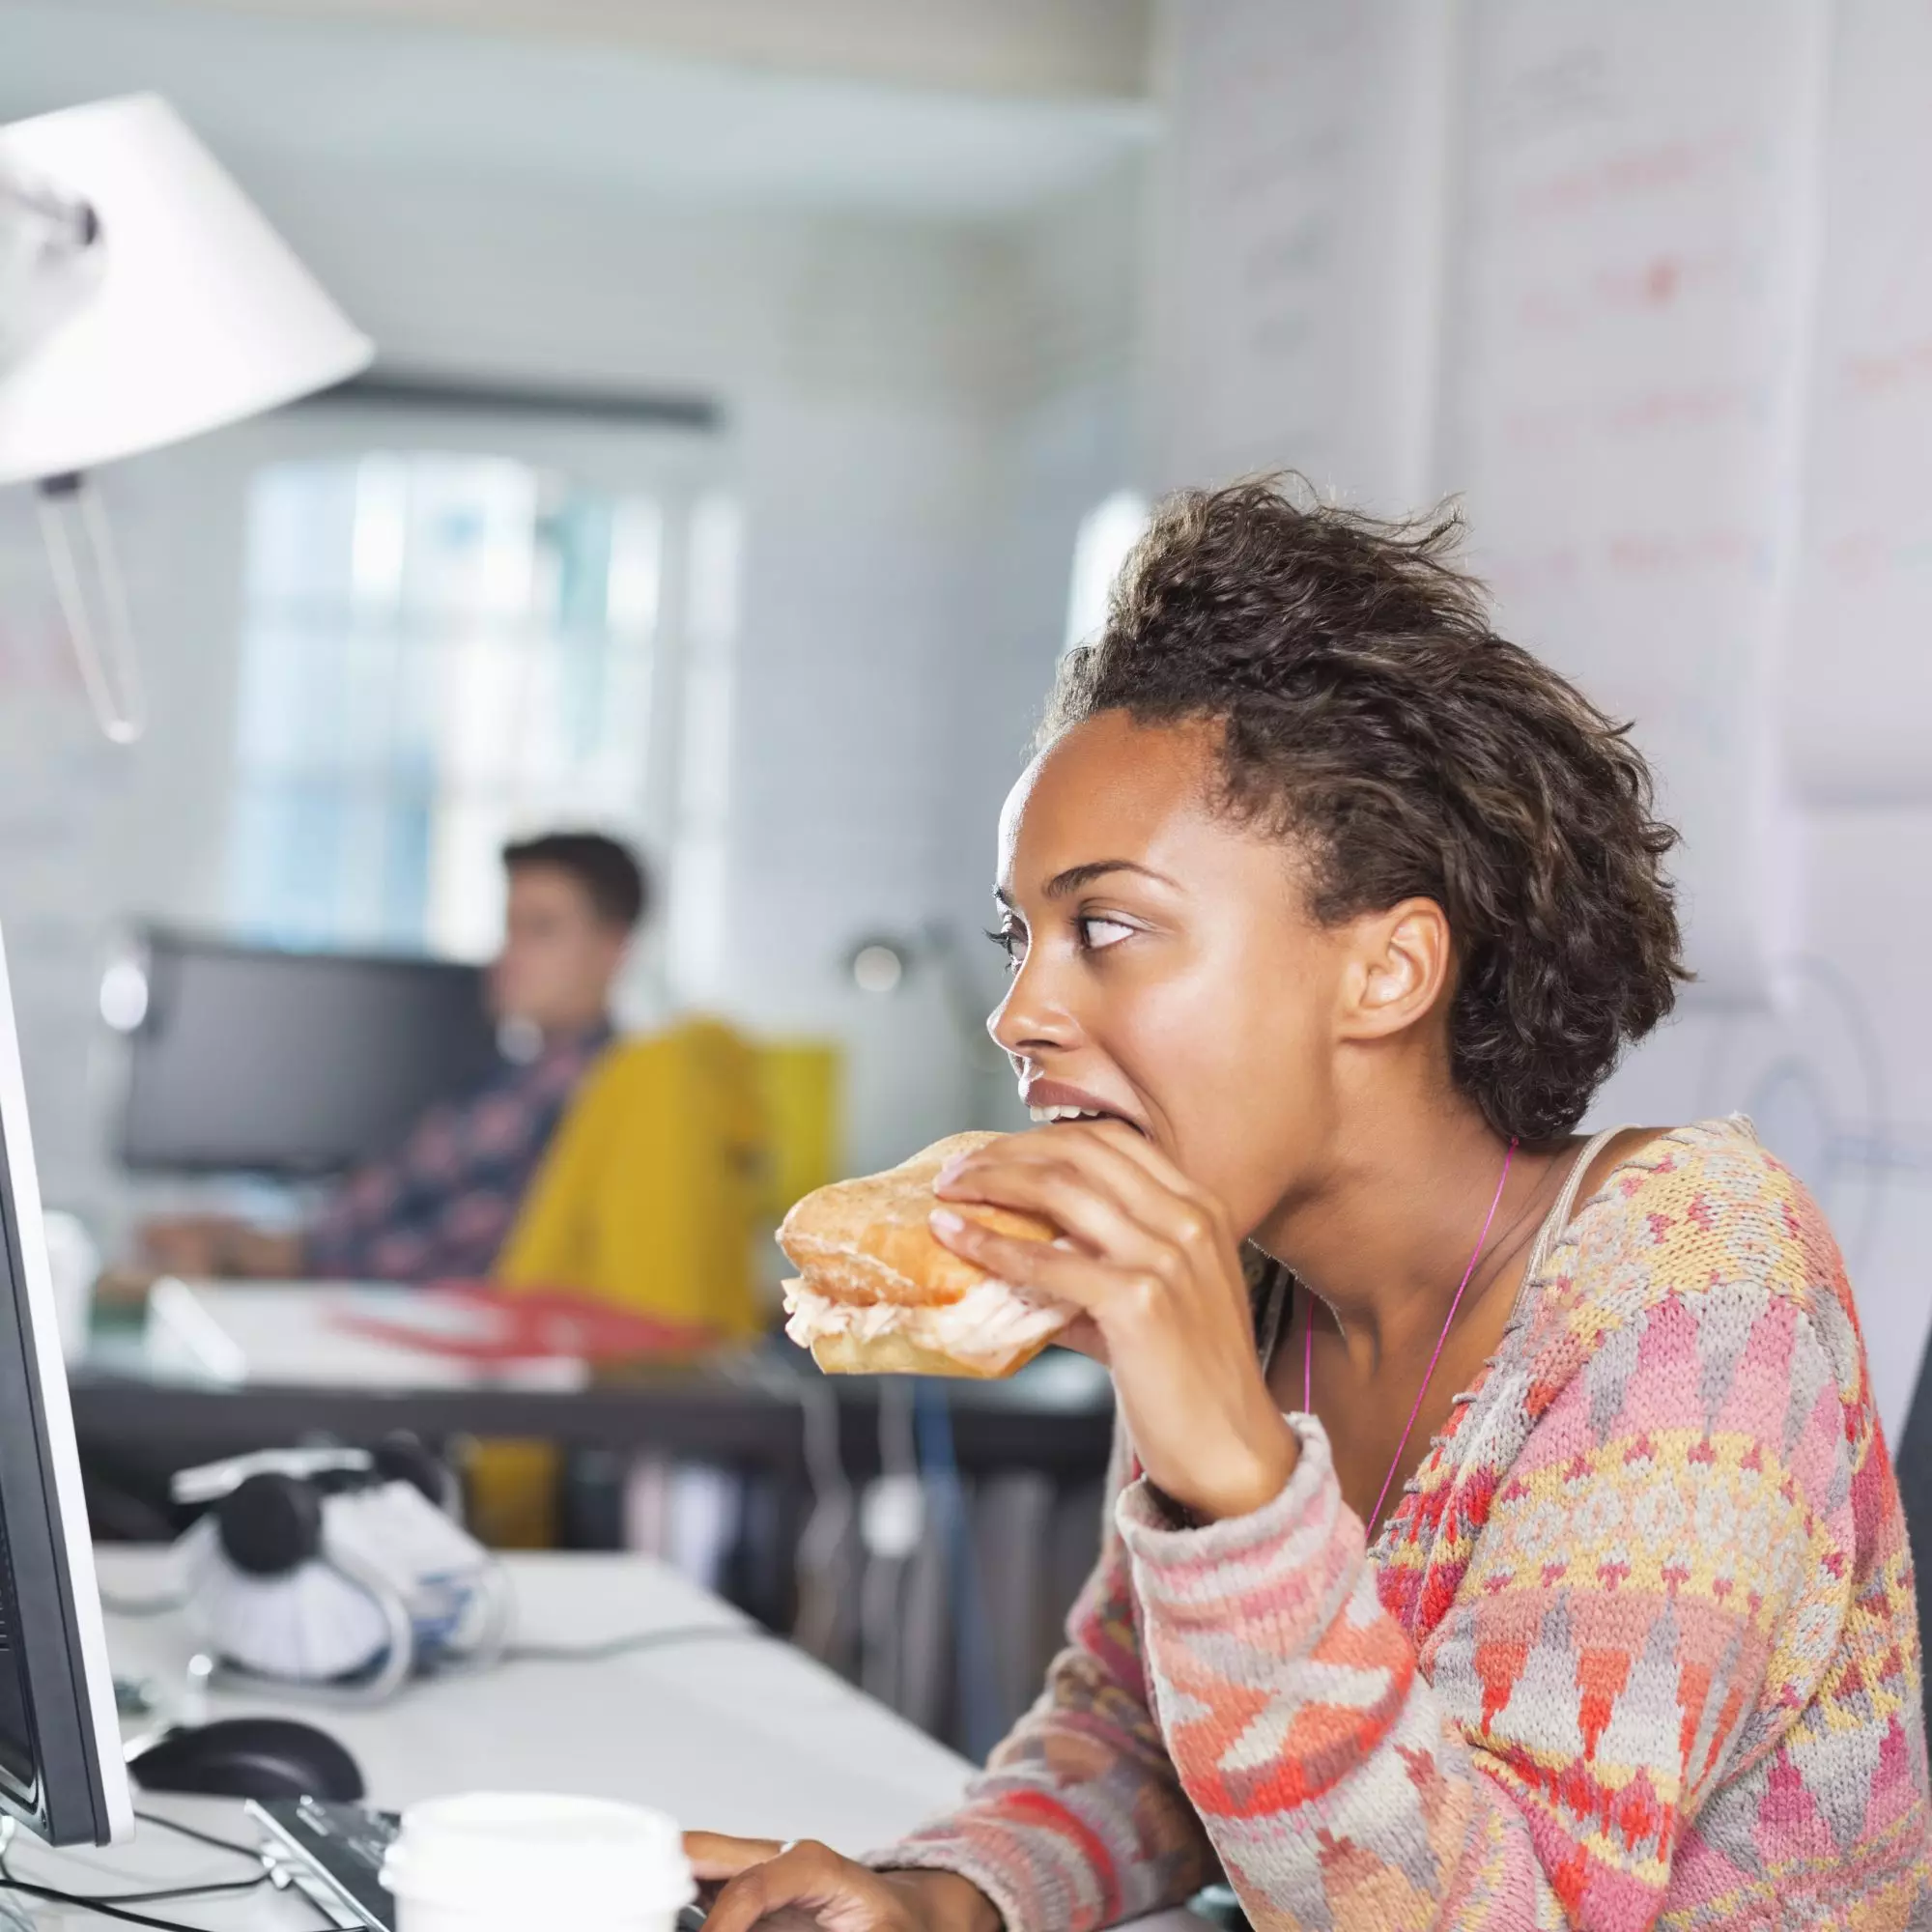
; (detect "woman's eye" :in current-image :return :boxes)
[984,923,1028,973]
[1077,917,1135,952]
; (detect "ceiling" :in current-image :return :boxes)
[178,0,1158,99]
[0,0,1162,222]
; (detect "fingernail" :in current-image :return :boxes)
[929,1208,966,1237]
[934,1157,967,1187]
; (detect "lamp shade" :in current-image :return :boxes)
[0,94,372,487]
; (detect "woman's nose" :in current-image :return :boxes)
[988,953,1076,1061]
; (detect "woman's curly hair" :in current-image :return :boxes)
[1043,476,1690,1144]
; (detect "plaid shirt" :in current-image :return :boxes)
[304,1023,613,1285]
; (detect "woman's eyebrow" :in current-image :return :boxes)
[1043,860,1179,898]
[993,862,1179,907]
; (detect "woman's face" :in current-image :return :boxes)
[988,711,1444,1240]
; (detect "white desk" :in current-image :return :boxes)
[15,1551,1202,1930]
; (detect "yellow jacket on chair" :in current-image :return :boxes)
[495,1016,768,1340]
[470,1016,770,1546]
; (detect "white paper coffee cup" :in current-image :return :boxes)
[382,1792,694,1932]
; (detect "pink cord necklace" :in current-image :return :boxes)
[1303,1137,1518,1540]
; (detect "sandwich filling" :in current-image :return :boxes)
[781,1275,1072,1362]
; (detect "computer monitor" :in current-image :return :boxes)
[0,926,132,1845]
[119,929,502,1177]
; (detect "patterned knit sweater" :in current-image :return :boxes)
[871,1120,1932,1929]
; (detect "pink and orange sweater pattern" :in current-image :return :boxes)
[871,1122,1931,1928]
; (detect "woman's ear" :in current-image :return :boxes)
[1337,897,1453,1040]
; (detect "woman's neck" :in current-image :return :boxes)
[1252,1103,1574,1377]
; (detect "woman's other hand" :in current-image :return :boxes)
[138,1216,303,1280]
[930,1122,1297,1521]
[138,1214,232,1277]
[685,1835,1000,1932]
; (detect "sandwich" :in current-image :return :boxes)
[778,1132,1072,1378]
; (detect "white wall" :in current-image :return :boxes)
[1153,0,1455,507]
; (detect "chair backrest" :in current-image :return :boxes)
[754,1038,842,1223]
[493,1016,770,1341]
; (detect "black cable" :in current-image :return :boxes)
[0,1886,209,1930]
[4,1869,267,1907]
[0,1862,274,1929]
[0,1817,338,1931]
[133,1806,262,1860]
[501,1622,775,1664]
[111,1876,268,1905]
[4,1872,331,1931]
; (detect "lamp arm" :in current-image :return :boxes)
[36,472,147,745]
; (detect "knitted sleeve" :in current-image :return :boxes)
[1117,1274,1871,1929]
[865,1432,1216,1931]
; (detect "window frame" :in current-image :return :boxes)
[218,396,734,1009]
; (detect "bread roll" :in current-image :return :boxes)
[778,1132,1072,1378]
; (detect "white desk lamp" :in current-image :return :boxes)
[0,94,373,742]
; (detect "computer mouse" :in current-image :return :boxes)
[129,1716,366,1804]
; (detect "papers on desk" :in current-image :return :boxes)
[144,1279,588,1390]
[144,1280,723,1392]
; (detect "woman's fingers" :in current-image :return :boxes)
[936,1122,1231,1266]
[946,1158,1163,1269]
[930,1122,1239,1332]
[683,1832,783,1881]
[1041,1116,1199,1197]
[942,1121,1221,1236]
[930,1209,1152,1324]
[700,1839,907,1932]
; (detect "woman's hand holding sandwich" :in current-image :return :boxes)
[929,1122,1297,1523]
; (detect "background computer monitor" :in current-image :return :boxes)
[120,929,502,1177]
[0,927,133,1845]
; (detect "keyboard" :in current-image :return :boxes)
[249,1796,711,1930]
[250,1798,401,1929]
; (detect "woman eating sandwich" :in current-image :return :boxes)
[693,479,1931,1929]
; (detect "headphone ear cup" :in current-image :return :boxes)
[213,1471,323,1577]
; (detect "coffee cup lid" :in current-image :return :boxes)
[383,1792,695,1915]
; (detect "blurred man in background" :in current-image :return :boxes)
[142,831,647,1284]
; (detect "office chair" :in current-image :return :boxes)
[1893,1330,1932,1742]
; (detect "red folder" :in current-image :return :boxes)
[329,1284,721,1365]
